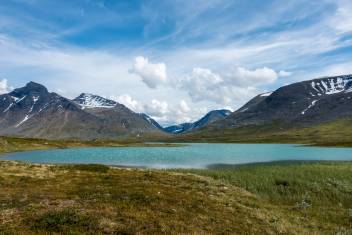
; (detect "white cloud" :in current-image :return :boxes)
[112,95,204,125]
[278,70,292,77]
[177,66,278,105]
[177,68,227,104]
[329,1,352,34]
[311,62,352,78]
[228,66,279,86]
[143,99,169,116]
[130,56,167,89]
[0,34,144,99]
[114,94,143,112]
[179,100,190,113]
[0,79,11,94]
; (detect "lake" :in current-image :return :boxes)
[2,143,352,169]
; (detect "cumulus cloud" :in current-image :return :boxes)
[0,79,11,94]
[228,67,279,86]
[112,95,204,125]
[177,66,281,105]
[143,99,169,116]
[177,68,228,104]
[114,94,143,112]
[130,56,167,89]
[278,70,292,77]
[148,99,196,125]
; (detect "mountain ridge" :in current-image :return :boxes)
[0,82,165,140]
[179,74,352,143]
[1,74,352,141]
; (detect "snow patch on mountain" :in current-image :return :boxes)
[16,96,26,103]
[33,95,39,102]
[3,103,13,113]
[74,93,117,109]
[301,100,318,115]
[16,95,40,127]
[310,76,352,96]
[260,92,272,97]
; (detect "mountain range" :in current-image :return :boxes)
[164,109,231,134]
[0,82,164,140]
[0,74,351,141]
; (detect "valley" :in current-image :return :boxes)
[1,75,352,234]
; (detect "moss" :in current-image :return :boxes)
[28,209,100,234]
[0,161,351,233]
[63,164,110,173]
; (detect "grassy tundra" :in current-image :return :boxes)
[0,160,351,234]
[171,118,352,147]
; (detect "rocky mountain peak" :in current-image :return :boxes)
[24,81,48,93]
[10,81,49,98]
[73,93,117,109]
[164,109,231,134]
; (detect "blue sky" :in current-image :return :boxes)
[0,0,351,125]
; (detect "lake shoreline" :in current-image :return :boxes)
[1,135,352,157]
[2,143,352,169]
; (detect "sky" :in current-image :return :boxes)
[0,0,351,126]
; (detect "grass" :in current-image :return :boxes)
[176,161,352,233]
[1,117,352,148]
[0,136,182,154]
[28,209,100,234]
[0,160,351,234]
[168,118,352,147]
[0,161,293,234]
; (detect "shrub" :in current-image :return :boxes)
[28,209,99,234]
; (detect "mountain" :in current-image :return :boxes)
[138,113,164,131]
[164,123,194,134]
[172,75,352,146]
[180,75,352,144]
[164,109,231,134]
[0,82,164,140]
[210,74,352,128]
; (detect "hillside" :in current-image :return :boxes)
[211,75,352,128]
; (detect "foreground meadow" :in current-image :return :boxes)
[0,160,351,234]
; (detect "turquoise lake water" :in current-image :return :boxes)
[2,143,352,169]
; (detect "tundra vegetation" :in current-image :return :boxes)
[0,159,351,233]
[0,136,351,234]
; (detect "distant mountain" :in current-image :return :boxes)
[0,82,164,140]
[203,74,352,130]
[164,123,193,134]
[164,109,231,134]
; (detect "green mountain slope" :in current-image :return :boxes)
[172,118,352,146]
